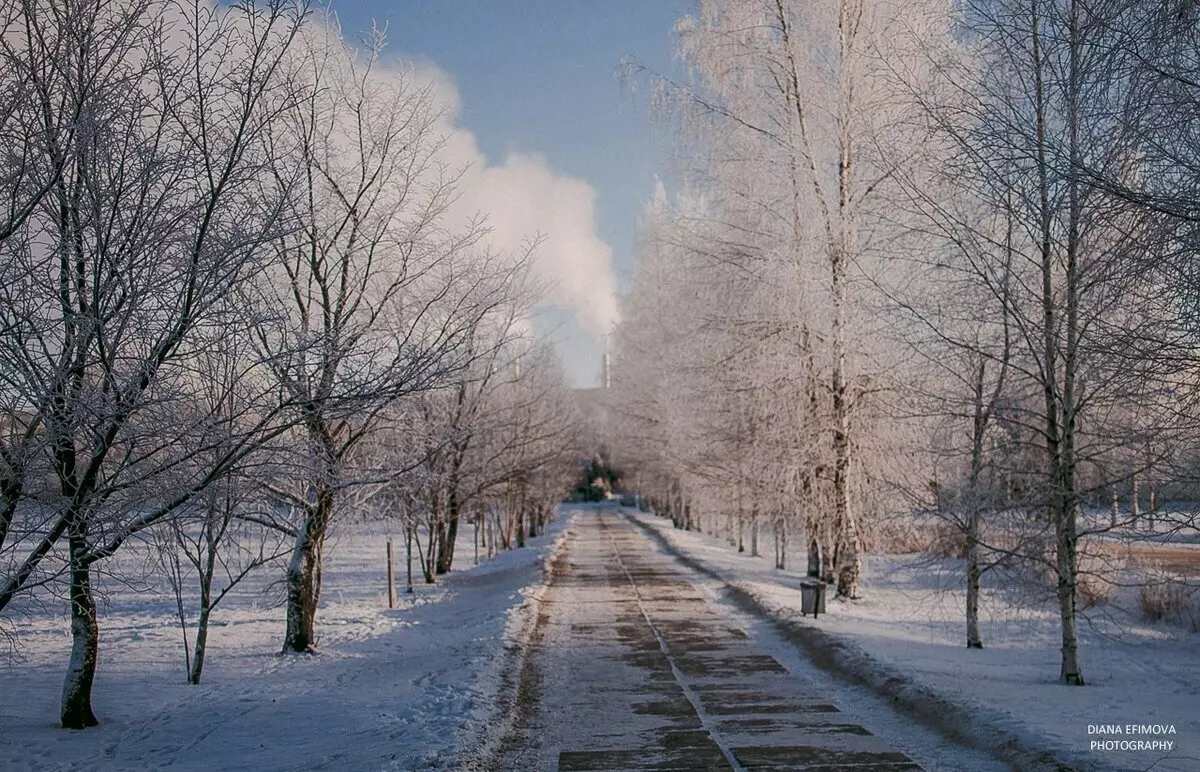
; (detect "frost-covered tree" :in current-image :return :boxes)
[250,18,524,653]
[0,0,308,726]
[617,0,949,597]
[884,0,1200,680]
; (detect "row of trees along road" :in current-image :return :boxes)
[0,0,581,728]
[610,0,1200,687]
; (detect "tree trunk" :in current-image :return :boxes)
[282,493,330,653]
[436,490,459,575]
[829,0,863,602]
[966,358,991,649]
[190,514,221,683]
[501,504,513,550]
[1030,0,1083,686]
[773,0,862,597]
[0,484,21,560]
[386,540,396,609]
[1056,498,1084,684]
[439,473,460,576]
[61,535,99,728]
[282,530,322,653]
[190,604,212,685]
[406,527,414,593]
[1057,0,1083,686]
[411,524,434,584]
[832,413,861,598]
[428,488,443,575]
[966,507,983,649]
[830,227,862,598]
[423,520,437,583]
[779,518,787,570]
[433,521,447,570]
[188,554,215,682]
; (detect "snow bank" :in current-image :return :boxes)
[0,510,573,771]
[627,509,1200,772]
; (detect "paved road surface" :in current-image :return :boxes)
[500,508,924,771]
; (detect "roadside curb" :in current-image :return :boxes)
[624,509,1109,772]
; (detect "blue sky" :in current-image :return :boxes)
[329,1,690,387]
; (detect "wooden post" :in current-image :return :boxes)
[386,540,396,609]
[1131,471,1140,526]
[779,519,787,570]
[405,527,414,594]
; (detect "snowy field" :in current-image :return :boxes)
[0,511,570,771]
[629,509,1200,772]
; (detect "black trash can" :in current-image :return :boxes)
[800,578,826,618]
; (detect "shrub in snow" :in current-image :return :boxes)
[1137,575,1195,628]
[869,516,941,554]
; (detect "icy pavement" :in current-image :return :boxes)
[500,507,974,771]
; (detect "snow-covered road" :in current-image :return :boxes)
[498,507,994,771]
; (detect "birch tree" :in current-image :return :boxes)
[903,0,1189,683]
[618,0,948,597]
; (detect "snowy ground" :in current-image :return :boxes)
[0,511,569,771]
[629,509,1200,772]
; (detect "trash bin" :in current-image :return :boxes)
[800,578,826,618]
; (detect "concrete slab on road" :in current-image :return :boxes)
[500,507,924,771]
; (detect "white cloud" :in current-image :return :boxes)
[404,61,621,338]
[240,2,621,343]
[453,152,620,337]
